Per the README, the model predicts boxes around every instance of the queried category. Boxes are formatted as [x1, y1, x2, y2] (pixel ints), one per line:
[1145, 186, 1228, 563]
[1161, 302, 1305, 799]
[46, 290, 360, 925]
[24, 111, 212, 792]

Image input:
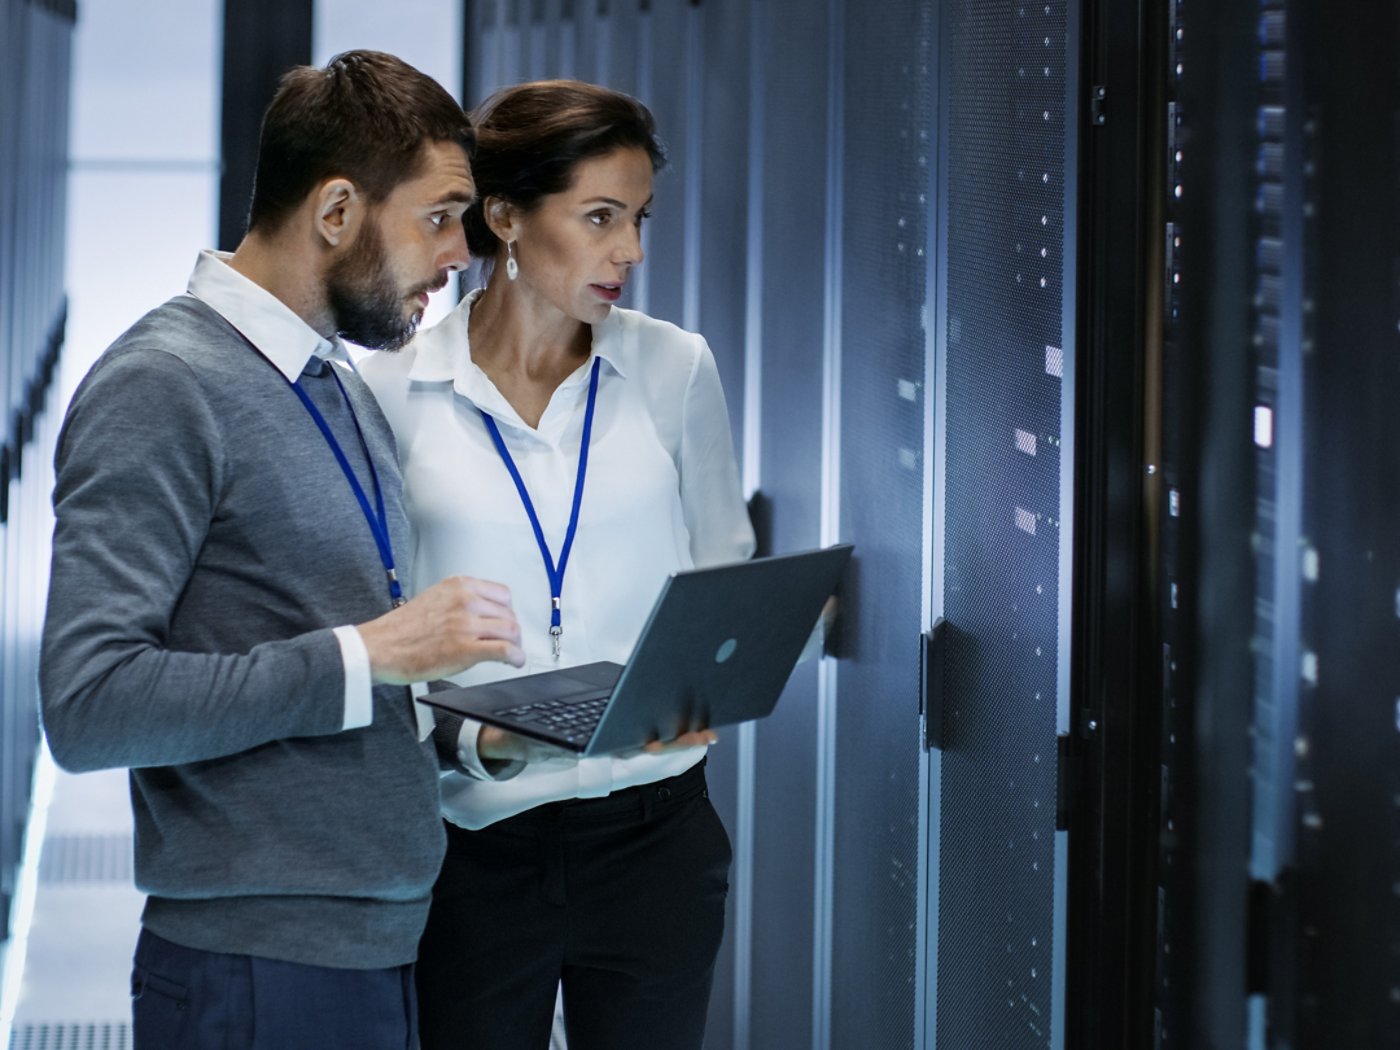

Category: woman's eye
[589, 211, 612, 226]
[636, 209, 652, 225]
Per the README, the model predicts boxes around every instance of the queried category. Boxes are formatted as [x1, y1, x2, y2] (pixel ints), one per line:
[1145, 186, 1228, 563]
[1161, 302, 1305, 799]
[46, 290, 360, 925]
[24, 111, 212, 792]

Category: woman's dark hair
[247, 50, 475, 234]
[463, 80, 667, 259]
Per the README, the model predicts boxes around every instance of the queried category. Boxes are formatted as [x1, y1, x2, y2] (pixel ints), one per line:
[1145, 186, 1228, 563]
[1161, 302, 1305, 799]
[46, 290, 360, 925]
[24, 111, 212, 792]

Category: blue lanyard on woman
[478, 356, 602, 660]
[285, 362, 407, 607]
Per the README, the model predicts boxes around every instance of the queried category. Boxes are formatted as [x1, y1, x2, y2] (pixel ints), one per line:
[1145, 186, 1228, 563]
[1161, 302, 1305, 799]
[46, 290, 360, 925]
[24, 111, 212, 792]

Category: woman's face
[506, 146, 653, 326]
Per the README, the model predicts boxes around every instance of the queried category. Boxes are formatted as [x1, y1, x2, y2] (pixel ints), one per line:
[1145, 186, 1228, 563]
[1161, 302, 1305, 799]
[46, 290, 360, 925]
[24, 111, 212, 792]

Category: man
[40, 51, 518, 1048]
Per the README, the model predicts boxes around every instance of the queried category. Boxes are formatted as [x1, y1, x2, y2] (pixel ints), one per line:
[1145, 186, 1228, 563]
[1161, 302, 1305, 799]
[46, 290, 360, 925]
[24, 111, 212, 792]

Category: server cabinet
[829, 0, 931, 1045]
[1284, 1, 1400, 1044]
[459, 2, 1081, 1047]
[744, 0, 834, 1041]
[217, 0, 312, 250]
[1147, 0, 1260, 1040]
[689, 2, 755, 1043]
[1082, 0, 1400, 1042]
[0, 0, 74, 942]
[925, 0, 1077, 1042]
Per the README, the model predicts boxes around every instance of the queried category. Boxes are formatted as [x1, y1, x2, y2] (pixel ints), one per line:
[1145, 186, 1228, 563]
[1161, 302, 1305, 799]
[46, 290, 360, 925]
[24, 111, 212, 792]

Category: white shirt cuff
[453, 718, 500, 780]
[335, 626, 374, 731]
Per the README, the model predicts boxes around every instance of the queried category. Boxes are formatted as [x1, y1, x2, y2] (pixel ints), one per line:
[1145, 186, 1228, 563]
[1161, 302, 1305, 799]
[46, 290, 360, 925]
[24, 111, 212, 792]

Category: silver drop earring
[505, 240, 519, 281]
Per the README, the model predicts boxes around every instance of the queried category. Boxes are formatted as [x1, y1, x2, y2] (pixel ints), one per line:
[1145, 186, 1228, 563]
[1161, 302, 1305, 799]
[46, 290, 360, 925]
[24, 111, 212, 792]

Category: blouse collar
[407, 288, 629, 408]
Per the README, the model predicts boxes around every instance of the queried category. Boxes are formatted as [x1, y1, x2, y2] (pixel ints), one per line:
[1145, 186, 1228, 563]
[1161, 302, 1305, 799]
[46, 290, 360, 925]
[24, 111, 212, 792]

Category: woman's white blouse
[359, 290, 756, 829]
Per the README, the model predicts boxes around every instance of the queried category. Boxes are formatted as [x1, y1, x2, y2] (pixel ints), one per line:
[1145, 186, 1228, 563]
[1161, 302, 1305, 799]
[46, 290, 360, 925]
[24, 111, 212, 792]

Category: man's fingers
[491, 641, 527, 668]
[462, 639, 525, 668]
[446, 575, 513, 606]
[361, 575, 525, 683]
[460, 614, 522, 645]
[462, 595, 516, 621]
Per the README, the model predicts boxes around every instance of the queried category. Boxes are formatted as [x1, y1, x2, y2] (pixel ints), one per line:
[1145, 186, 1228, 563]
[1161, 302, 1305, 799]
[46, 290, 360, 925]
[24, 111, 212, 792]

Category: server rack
[81, 0, 1387, 1045]
[1285, 1, 1400, 1044]
[0, 0, 75, 943]
[461, 2, 1074, 1047]
[1071, 0, 1400, 1044]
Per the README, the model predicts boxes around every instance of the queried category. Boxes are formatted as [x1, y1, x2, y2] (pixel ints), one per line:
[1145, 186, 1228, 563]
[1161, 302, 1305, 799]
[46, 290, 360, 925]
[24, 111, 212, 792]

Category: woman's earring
[505, 240, 519, 282]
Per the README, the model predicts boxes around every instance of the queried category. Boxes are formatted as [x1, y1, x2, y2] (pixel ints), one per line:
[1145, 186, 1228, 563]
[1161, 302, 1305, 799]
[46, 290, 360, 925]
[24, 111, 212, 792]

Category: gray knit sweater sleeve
[41, 343, 346, 772]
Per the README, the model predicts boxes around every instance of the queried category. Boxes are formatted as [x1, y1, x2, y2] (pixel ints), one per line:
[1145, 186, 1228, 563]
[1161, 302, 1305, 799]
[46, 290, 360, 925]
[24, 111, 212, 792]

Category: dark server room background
[1, 0, 1396, 1047]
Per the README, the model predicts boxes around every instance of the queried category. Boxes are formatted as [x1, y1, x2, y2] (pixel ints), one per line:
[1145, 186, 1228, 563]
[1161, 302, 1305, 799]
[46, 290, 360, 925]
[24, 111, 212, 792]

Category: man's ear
[313, 177, 361, 248]
[482, 196, 519, 244]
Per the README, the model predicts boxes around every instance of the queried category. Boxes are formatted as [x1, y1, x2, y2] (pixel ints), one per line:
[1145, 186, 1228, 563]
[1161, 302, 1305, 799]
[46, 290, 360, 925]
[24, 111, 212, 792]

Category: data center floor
[5, 758, 140, 1049]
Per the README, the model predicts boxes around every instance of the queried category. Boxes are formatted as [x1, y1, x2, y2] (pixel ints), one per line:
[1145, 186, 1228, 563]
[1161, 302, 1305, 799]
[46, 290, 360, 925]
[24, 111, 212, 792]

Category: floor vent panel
[38, 834, 134, 884]
[11, 1022, 131, 1050]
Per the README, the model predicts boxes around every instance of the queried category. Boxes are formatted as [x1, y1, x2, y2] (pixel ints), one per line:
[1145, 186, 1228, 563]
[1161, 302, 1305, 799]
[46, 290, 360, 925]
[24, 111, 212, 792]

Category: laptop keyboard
[499, 695, 610, 742]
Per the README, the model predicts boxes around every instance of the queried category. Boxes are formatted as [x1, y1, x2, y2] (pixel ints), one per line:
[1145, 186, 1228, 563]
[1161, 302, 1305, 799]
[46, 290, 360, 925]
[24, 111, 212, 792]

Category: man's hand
[358, 576, 525, 684]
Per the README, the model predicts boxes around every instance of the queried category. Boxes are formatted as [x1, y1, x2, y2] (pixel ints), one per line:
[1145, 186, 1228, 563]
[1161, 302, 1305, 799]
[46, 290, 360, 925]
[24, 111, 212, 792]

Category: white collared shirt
[360, 289, 756, 828]
[186, 250, 376, 732]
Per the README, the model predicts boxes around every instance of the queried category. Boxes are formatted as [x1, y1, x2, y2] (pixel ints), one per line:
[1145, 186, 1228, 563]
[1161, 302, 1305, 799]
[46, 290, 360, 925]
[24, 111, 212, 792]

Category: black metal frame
[1168, 0, 1263, 1044]
[1065, 0, 1170, 1044]
[218, 0, 313, 251]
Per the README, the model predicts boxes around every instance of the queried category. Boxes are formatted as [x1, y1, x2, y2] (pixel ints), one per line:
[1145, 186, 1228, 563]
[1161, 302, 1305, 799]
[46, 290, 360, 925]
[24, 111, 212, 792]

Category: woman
[360, 81, 755, 1049]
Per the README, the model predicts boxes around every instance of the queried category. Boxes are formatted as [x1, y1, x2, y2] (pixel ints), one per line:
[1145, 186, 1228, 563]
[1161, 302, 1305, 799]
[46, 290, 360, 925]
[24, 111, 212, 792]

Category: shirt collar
[186, 250, 350, 381]
[407, 288, 629, 392]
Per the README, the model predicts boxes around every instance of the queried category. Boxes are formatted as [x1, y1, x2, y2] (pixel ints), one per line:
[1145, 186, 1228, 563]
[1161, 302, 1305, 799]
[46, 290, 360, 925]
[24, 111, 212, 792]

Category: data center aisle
[0, 752, 570, 1050]
[7, 756, 139, 1049]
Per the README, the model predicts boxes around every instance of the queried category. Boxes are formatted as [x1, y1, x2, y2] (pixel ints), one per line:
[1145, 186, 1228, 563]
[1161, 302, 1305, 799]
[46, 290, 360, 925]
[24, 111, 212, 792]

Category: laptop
[421, 544, 854, 756]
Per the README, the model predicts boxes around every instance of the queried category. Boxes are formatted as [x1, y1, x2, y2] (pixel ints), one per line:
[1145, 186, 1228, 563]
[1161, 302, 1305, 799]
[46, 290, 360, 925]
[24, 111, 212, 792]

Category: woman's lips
[590, 283, 622, 302]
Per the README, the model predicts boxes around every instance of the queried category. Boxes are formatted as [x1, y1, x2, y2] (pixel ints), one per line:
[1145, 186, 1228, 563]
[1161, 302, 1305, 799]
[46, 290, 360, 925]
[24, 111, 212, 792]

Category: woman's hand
[477, 724, 573, 764]
[642, 728, 717, 754]
[818, 595, 839, 654]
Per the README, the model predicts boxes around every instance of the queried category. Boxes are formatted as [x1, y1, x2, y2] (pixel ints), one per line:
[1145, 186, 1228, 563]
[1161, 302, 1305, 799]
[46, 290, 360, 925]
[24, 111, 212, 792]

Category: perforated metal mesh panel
[631, 0, 689, 330]
[827, 2, 933, 1048]
[695, 0, 752, 453]
[598, 0, 640, 102]
[935, 0, 1069, 1043]
[465, 0, 501, 104]
[745, 0, 832, 1044]
[690, 5, 755, 1045]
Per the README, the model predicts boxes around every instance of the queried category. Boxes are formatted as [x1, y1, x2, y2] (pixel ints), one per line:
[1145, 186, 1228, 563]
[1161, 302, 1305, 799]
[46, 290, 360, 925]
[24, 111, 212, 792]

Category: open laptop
[421, 544, 854, 756]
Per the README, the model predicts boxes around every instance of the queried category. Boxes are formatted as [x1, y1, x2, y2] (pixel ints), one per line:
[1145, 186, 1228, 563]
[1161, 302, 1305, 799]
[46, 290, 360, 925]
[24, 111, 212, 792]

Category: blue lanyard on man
[285, 361, 407, 608]
[479, 356, 602, 661]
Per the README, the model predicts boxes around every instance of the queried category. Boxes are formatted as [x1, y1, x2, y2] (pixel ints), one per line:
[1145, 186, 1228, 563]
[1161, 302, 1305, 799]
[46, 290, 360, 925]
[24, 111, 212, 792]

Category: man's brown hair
[247, 50, 475, 234]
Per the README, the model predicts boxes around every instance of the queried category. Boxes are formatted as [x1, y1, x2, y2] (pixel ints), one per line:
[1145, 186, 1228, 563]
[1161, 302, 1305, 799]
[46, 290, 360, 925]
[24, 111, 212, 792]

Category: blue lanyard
[478, 356, 602, 659]
[285, 363, 406, 607]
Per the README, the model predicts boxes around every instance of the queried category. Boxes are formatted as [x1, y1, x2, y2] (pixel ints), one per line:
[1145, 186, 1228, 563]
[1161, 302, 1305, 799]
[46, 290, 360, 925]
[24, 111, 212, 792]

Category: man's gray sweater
[40, 296, 444, 969]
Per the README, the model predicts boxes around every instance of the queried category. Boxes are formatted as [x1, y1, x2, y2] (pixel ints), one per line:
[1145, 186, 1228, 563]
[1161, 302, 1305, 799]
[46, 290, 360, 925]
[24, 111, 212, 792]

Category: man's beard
[326, 218, 435, 351]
